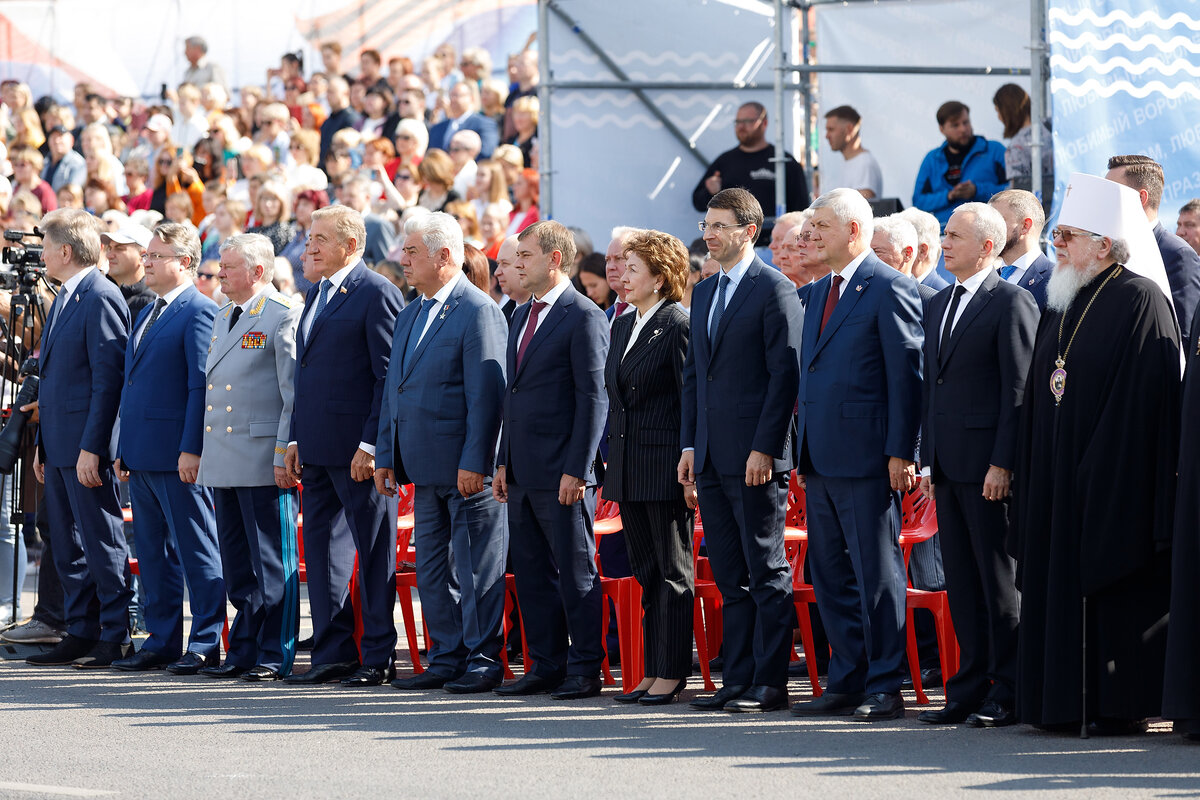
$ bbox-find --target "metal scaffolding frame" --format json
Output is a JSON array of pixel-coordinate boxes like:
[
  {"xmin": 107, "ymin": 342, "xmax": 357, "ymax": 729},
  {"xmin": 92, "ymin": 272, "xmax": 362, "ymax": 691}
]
[{"xmin": 537, "ymin": 0, "xmax": 1046, "ymax": 220}]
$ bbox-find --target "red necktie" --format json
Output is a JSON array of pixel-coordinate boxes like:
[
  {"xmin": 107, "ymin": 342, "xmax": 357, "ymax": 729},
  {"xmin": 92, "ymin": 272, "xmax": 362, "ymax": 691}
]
[
  {"xmin": 819, "ymin": 274, "xmax": 844, "ymax": 335},
  {"xmin": 613, "ymin": 301, "xmax": 628, "ymax": 317},
  {"xmin": 516, "ymin": 301, "xmax": 547, "ymax": 369}
]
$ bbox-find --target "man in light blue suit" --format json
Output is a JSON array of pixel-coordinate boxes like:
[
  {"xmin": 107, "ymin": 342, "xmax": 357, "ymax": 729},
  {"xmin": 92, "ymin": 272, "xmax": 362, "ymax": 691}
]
[
  {"xmin": 791, "ymin": 189, "xmax": 923, "ymax": 722},
  {"xmin": 112, "ymin": 222, "xmax": 225, "ymax": 675},
  {"xmin": 25, "ymin": 209, "xmax": 134, "ymax": 669},
  {"xmin": 376, "ymin": 212, "xmax": 509, "ymax": 693}
]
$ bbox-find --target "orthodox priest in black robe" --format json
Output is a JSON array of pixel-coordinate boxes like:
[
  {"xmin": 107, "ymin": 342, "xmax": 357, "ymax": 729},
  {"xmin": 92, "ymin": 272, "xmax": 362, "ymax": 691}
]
[
  {"xmin": 1164, "ymin": 296, "xmax": 1200, "ymax": 743},
  {"xmin": 1010, "ymin": 187, "xmax": 1181, "ymax": 733}
]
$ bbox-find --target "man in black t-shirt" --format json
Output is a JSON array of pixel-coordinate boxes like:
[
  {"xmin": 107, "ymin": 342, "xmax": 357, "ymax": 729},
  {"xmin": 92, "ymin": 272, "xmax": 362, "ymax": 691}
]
[{"xmin": 692, "ymin": 102, "xmax": 810, "ymax": 242}]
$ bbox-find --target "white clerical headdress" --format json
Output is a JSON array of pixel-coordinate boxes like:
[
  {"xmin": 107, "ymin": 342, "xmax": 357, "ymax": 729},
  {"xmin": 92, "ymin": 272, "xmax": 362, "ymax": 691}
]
[{"xmin": 1057, "ymin": 172, "xmax": 1175, "ymax": 321}]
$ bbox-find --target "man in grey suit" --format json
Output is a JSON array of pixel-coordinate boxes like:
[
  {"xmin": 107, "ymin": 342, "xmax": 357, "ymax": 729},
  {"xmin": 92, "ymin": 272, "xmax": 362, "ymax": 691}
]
[
  {"xmin": 376, "ymin": 212, "xmax": 509, "ymax": 693},
  {"xmin": 197, "ymin": 233, "xmax": 302, "ymax": 682}
]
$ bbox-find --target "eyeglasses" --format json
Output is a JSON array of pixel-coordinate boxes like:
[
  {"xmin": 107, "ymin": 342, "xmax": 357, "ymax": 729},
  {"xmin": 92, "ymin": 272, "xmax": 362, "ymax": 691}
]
[
  {"xmin": 196, "ymin": 272, "xmax": 219, "ymax": 280},
  {"xmin": 1050, "ymin": 227, "xmax": 1104, "ymax": 244},
  {"xmin": 448, "ymin": 146, "xmax": 471, "ymax": 153},
  {"xmin": 142, "ymin": 251, "xmax": 181, "ymax": 262},
  {"xmin": 157, "ymin": 159, "xmax": 174, "ymax": 166},
  {"xmin": 734, "ymin": 116, "xmax": 764, "ymax": 126},
  {"xmin": 698, "ymin": 221, "xmax": 748, "ymax": 234},
  {"xmin": 395, "ymin": 173, "xmax": 413, "ymax": 181}
]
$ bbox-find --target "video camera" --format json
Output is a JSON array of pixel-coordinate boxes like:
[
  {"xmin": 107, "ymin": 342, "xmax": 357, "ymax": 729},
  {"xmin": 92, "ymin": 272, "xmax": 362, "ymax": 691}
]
[
  {"xmin": 0, "ymin": 228, "xmax": 47, "ymax": 292},
  {"xmin": 0, "ymin": 357, "xmax": 38, "ymax": 474}
]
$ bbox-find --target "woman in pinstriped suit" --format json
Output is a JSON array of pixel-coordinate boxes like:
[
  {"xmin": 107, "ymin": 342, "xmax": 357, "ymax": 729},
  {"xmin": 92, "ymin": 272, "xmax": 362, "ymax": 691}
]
[{"xmin": 603, "ymin": 230, "xmax": 695, "ymax": 705}]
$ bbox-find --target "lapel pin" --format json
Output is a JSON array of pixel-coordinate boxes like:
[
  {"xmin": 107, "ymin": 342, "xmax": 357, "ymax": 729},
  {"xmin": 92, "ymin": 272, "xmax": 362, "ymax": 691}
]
[
  {"xmin": 339, "ymin": 287, "xmax": 348, "ymax": 294},
  {"xmin": 1028, "ymin": 278, "xmax": 1035, "ymax": 285},
  {"xmin": 855, "ymin": 285, "xmax": 863, "ymax": 292},
  {"xmin": 75, "ymin": 295, "xmax": 80, "ymax": 301}
]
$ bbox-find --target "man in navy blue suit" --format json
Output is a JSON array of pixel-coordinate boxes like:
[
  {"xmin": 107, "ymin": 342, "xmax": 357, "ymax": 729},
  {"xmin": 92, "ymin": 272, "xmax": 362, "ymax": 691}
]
[
  {"xmin": 492, "ymin": 220, "xmax": 609, "ymax": 700},
  {"xmin": 111, "ymin": 222, "xmax": 225, "ymax": 675},
  {"xmin": 377, "ymin": 213, "xmax": 509, "ymax": 694},
  {"xmin": 679, "ymin": 188, "xmax": 803, "ymax": 713},
  {"xmin": 1106, "ymin": 154, "xmax": 1200, "ymax": 340},
  {"xmin": 990, "ymin": 189, "xmax": 1053, "ymax": 310},
  {"xmin": 285, "ymin": 205, "xmax": 404, "ymax": 686},
  {"xmin": 427, "ymin": 81, "xmax": 499, "ymax": 159},
  {"xmin": 791, "ymin": 188, "xmax": 923, "ymax": 721},
  {"xmin": 916, "ymin": 203, "xmax": 1037, "ymax": 728},
  {"xmin": 26, "ymin": 209, "xmax": 135, "ymax": 668}
]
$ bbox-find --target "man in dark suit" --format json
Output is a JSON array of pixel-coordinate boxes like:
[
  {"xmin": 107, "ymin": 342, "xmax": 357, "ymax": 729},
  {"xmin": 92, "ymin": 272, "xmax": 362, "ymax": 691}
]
[
  {"xmin": 791, "ymin": 188, "xmax": 923, "ymax": 721},
  {"xmin": 916, "ymin": 203, "xmax": 1038, "ymax": 727},
  {"xmin": 679, "ymin": 188, "xmax": 803, "ymax": 713},
  {"xmin": 493, "ymin": 235, "xmax": 529, "ymax": 325},
  {"xmin": 111, "ymin": 223, "xmax": 225, "ymax": 675},
  {"xmin": 492, "ymin": 220, "xmax": 609, "ymax": 700},
  {"xmin": 25, "ymin": 209, "xmax": 135, "ymax": 668},
  {"xmin": 427, "ymin": 81, "xmax": 499, "ymax": 159},
  {"xmin": 284, "ymin": 205, "xmax": 404, "ymax": 686},
  {"xmin": 1107, "ymin": 154, "xmax": 1200, "ymax": 339},
  {"xmin": 377, "ymin": 212, "xmax": 509, "ymax": 694},
  {"xmin": 989, "ymin": 189, "xmax": 1053, "ymax": 310}
]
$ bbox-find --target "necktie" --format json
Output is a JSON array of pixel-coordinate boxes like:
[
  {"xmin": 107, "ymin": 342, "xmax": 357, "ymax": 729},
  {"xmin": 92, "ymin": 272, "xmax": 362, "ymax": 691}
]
[
  {"xmin": 613, "ymin": 301, "xmax": 629, "ymax": 318},
  {"xmin": 307, "ymin": 279, "xmax": 332, "ymax": 340},
  {"xmin": 709, "ymin": 275, "xmax": 730, "ymax": 341},
  {"xmin": 404, "ymin": 297, "xmax": 438, "ymax": 369},
  {"xmin": 138, "ymin": 298, "xmax": 166, "ymax": 349},
  {"xmin": 999, "ymin": 264, "xmax": 1016, "ymax": 281},
  {"xmin": 939, "ymin": 284, "xmax": 967, "ymax": 364},
  {"xmin": 228, "ymin": 305, "xmax": 243, "ymax": 331},
  {"xmin": 516, "ymin": 301, "xmax": 548, "ymax": 369},
  {"xmin": 819, "ymin": 274, "xmax": 844, "ymax": 335}
]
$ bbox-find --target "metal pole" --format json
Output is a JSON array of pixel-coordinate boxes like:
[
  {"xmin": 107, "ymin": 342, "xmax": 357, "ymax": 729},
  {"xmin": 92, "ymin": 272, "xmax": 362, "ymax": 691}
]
[
  {"xmin": 545, "ymin": 0, "xmax": 710, "ymax": 169},
  {"xmin": 801, "ymin": 4, "xmax": 813, "ymax": 197},
  {"xmin": 774, "ymin": 0, "xmax": 787, "ymax": 222},
  {"xmin": 1030, "ymin": 0, "xmax": 1047, "ymax": 205},
  {"xmin": 537, "ymin": 0, "xmax": 552, "ymax": 220},
  {"xmin": 546, "ymin": 80, "xmax": 768, "ymax": 91},
  {"xmin": 784, "ymin": 64, "xmax": 1031, "ymax": 75}
]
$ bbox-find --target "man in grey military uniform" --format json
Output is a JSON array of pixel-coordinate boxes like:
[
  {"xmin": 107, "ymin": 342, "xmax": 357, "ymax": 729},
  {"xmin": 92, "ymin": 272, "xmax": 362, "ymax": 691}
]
[{"xmin": 197, "ymin": 233, "xmax": 303, "ymax": 681}]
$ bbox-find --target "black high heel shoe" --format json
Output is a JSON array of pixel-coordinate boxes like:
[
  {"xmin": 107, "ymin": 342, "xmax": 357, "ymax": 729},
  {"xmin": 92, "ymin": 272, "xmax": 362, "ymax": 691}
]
[
  {"xmin": 639, "ymin": 678, "xmax": 687, "ymax": 706},
  {"xmin": 613, "ymin": 687, "xmax": 650, "ymax": 704}
]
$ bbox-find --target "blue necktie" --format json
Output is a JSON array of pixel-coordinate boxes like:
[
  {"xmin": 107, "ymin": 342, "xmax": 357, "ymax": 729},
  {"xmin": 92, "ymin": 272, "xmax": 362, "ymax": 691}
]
[
  {"xmin": 709, "ymin": 274, "xmax": 730, "ymax": 341},
  {"xmin": 307, "ymin": 279, "xmax": 332, "ymax": 341},
  {"xmin": 999, "ymin": 264, "xmax": 1017, "ymax": 281},
  {"xmin": 405, "ymin": 297, "xmax": 438, "ymax": 369}
]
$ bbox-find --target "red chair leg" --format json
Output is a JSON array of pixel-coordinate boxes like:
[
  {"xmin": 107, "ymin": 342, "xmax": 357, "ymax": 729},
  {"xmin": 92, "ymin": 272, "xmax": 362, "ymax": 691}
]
[
  {"xmin": 500, "ymin": 590, "xmax": 516, "ymax": 680},
  {"xmin": 905, "ymin": 606, "xmax": 929, "ymax": 705},
  {"xmin": 794, "ymin": 597, "xmax": 823, "ymax": 698},
  {"xmin": 600, "ymin": 598, "xmax": 616, "ymax": 686},
  {"xmin": 396, "ymin": 579, "xmax": 423, "ymax": 674},
  {"xmin": 693, "ymin": 597, "xmax": 716, "ymax": 692}
]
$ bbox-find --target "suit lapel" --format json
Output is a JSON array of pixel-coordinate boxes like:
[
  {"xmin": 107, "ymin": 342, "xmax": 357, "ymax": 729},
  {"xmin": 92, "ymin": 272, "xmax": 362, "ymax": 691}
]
[
  {"xmin": 693, "ymin": 274, "xmax": 717, "ymax": 364},
  {"xmin": 710, "ymin": 260, "xmax": 759, "ymax": 356},
  {"xmin": 939, "ymin": 271, "xmax": 996, "ymax": 369},
  {"xmin": 810, "ymin": 259, "xmax": 874, "ymax": 359},
  {"xmin": 131, "ymin": 287, "xmax": 192, "ymax": 369},
  {"xmin": 306, "ymin": 263, "xmax": 362, "ymax": 344},
  {"xmin": 403, "ymin": 281, "xmax": 463, "ymax": 379},
  {"xmin": 208, "ymin": 287, "xmax": 271, "ymax": 370},
  {"xmin": 619, "ymin": 303, "xmax": 673, "ymax": 377},
  {"xmin": 514, "ymin": 285, "xmax": 574, "ymax": 379}
]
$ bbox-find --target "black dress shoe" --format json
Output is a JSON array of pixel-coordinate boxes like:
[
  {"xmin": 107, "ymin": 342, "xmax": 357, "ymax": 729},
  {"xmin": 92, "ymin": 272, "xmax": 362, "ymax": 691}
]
[
  {"xmin": 241, "ymin": 665, "xmax": 281, "ymax": 682},
  {"xmin": 550, "ymin": 675, "xmax": 602, "ymax": 700},
  {"xmin": 112, "ymin": 648, "xmax": 175, "ymax": 672},
  {"xmin": 296, "ymin": 635, "xmax": 314, "ymax": 651},
  {"xmin": 790, "ymin": 691, "xmax": 866, "ymax": 717},
  {"xmin": 391, "ymin": 671, "xmax": 455, "ymax": 691},
  {"xmin": 639, "ymin": 679, "xmax": 687, "ymax": 706},
  {"xmin": 613, "ymin": 688, "xmax": 649, "ymax": 704},
  {"xmin": 200, "ymin": 663, "xmax": 248, "ymax": 679},
  {"xmin": 495, "ymin": 672, "xmax": 562, "ymax": 696},
  {"xmin": 901, "ymin": 667, "xmax": 943, "ymax": 689},
  {"xmin": 166, "ymin": 651, "xmax": 219, "ymax": 675},
  {"xmin": 284, "ymin": 661, "xmax": 359, "ymax": 684},
  {"xmin": 444, "ymin": 673, "xmax": 501, "ymax": 694},
  {"xmin": 689, "ymin": 683, "xmax": 749, "ymax": 711},
  {"xmin": 25, "ymin": 635, "xmax": 97, "ymax": 666},
  {"xmin": 340, "ymin": 664, "xmax": 395, "ymax": 686},
  {"xmin": 1088, "ymin": 717, "xmax": 1149, "ymax": 736},
  {"xmin": 966, "ymin": 699, "xmax": 1017, "ymax": 728},
  {"xmin": 74, "ymin": 640, "xmax": 134, "ymax": 669},
  {"xmin": 724, "ymin": 684, "xmax": 788, "ymax": 712},
  {"xmin": 918, "ymin": 701, "xmax": 977, "ymax": 725},
  {"xmin": 853, "ymin": 691, "xmax": 905, "ymax": 720}
]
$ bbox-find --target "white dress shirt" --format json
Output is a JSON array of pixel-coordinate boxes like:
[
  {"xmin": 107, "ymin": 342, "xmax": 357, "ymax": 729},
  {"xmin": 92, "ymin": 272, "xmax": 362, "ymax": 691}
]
[
  {"xmin": 302, "ymin": 262, "xmax": 356, "ymax": 341},
  {"xmin": 517, "ymin": 277, "xmax": 571, "ymax": 344},
  {"xmin": 413, "ymin": 270, "xmax": 463, "ymax": 347},
  {"xmin": 622, "ymin": 299, "xmax": 667, "ymax": 358},
  {"xmin": 135, "ymin": 281, "xmax": 190, "ymax": 343},
  {"xmin": 1003, "ymin": 249, "xmax": 1041, "ymax": 284},
  {"xmin": 705, "ymin": 251, "xmax": 754, "ymax": 332},
  {"xmin": 938, "ymin": 266, "xmax": 992, "ymax": 343},
  {"xmin": 832, "ymin": 249, "xmax": 871, "ymax": 297}
]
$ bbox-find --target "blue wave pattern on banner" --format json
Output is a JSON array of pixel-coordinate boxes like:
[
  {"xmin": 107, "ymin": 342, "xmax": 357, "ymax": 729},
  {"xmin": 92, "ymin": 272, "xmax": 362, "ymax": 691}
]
[{"xmin": 1049, "ymin": 2, "xmax": 1200, "ymax": 222}]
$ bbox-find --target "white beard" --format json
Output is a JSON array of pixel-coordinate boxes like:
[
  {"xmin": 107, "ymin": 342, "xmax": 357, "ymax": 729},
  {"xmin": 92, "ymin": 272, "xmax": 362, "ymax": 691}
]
[{"xmin": 1046, "ymin": 262, "xmax": 1106, "ymax": 313}]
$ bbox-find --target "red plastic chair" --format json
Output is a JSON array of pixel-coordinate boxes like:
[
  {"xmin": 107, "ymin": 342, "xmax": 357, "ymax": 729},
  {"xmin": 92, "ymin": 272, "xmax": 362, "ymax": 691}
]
[
  {"xmin": 691, "ymin": 511, "xmax": 722, "ymax": 692},
  {"xmin": 898, "ymin": 488, "xmax": 959, "ymax": 705},
  {"xmin": 784, "ymin": 474, "xmax": 823, "ymax": 697},
  {"xmin": 593, "ymin": 489, "xmax": 643, "ymax": 691}
]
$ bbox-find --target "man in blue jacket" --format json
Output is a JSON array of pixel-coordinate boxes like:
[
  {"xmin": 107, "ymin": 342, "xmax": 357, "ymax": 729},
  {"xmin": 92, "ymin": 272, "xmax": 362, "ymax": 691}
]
[
  {"xmin": 377, "ymin": 212, "xmax": 508, "ymax": 693},
  {"xmin": 912, "ymin": 101, "xmax": 1008, "ymax": 228},
  {"xmin": 25, "ymin": 209, "xmax": 135, "ymax": 669},
  {"xmin": 112, "ymin": 223, "xmax": 225, "ymax": 675}
]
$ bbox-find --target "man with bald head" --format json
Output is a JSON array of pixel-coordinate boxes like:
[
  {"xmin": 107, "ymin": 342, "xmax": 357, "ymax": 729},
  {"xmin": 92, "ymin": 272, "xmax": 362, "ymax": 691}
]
[
  {"xmin": 449, "ymin": 129, "xmax": 483, "ymax": 198},
  {"xmin": 494, "ymin": 235, "xmax": 529, "ymax": 324},
  {"xmin": 916, "ymin": 202, "xmax": 1037, "ymax": 728},
  {"xmin": 431, "ymin": 80, "xmax": 499, "ymax": 158}
]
